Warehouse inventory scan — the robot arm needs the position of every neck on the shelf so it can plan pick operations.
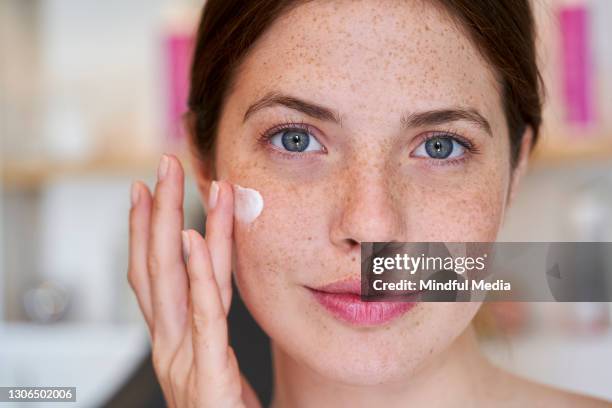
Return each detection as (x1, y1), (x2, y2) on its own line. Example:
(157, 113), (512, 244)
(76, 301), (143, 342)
(269, 324), (498, 408)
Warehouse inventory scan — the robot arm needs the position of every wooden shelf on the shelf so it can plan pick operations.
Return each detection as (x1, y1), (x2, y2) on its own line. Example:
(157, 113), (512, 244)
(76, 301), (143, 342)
(2, 134), (611, 188)
(531, 132), (612, 166)
(1, 150), (192, 189)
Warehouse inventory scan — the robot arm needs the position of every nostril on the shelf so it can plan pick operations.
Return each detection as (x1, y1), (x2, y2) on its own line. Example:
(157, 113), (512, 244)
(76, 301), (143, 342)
(347, 238), (360, 249)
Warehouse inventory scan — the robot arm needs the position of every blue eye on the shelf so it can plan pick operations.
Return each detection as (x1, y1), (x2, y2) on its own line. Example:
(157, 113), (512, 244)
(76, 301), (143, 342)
(269, 128), (324, 153)
(413, 135), (466, 159)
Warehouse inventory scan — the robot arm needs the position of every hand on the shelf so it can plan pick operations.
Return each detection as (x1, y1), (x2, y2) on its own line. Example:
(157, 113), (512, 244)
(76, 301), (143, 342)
(127, 154), (261, 408)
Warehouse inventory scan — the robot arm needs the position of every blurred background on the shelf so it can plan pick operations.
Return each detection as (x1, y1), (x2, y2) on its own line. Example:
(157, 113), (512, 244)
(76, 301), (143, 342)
(1, 0), (611, 406)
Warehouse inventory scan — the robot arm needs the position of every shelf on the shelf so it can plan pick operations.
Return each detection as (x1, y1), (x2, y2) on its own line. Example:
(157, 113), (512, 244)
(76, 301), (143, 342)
(1, 149), (193, 189)
(531, 132), (612, 166)
(2, 134), (611, 188)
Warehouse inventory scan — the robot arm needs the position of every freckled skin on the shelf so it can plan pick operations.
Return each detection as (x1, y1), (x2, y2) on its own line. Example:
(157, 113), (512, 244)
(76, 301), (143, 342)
(203, 0), (515, 391)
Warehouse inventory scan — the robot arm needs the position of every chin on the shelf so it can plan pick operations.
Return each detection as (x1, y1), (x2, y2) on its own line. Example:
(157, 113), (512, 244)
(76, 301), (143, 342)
(294, 302), (480, 383)
(306, 344), (425, 386)
(273, 307), (440, 385)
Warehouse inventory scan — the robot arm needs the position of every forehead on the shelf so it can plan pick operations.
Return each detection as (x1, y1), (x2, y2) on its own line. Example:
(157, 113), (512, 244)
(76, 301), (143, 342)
(232, 0), (503, 130)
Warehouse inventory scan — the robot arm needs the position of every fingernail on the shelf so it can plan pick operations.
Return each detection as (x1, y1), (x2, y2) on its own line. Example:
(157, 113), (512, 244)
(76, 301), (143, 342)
(209, 180), (219, 210)
(131, 181), (140, 207)
(158, 154), (170, 181)
(181, 230), (191, 261)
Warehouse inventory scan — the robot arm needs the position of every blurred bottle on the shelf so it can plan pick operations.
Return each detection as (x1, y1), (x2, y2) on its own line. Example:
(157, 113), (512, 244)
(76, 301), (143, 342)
(23, 280), (71, 323)
(160, 4), (199, 147)
(557, 0), (596, 132)
(561, 173), (612, 334)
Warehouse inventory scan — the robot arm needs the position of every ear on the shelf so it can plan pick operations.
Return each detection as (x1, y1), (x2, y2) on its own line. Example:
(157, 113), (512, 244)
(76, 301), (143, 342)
(507, 126), (533, 207)
(183, 111), (216, 213)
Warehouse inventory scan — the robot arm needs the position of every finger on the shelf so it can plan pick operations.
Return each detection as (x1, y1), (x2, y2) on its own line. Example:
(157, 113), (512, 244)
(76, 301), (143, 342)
(128, 180), (154, 331)
(168, 297), (194, 408)
(148, 154), (189, 347)
(183, 229), (230, 378)
(204, 180), (235, 314)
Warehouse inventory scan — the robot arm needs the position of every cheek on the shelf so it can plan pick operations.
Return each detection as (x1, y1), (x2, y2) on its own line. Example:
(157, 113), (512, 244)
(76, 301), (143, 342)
(397, 164), (509, 241)
(230, 179), (324, 314)
(230, 183), (338, 358)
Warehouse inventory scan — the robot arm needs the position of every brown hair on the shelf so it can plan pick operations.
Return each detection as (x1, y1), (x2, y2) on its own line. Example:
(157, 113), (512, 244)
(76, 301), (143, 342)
(187, 0), (543, 168)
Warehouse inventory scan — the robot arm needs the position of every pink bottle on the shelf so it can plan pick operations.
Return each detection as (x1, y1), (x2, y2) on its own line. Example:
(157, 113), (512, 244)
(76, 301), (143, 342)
(558, 2), (595, 128)
(164, 30), (194, 143)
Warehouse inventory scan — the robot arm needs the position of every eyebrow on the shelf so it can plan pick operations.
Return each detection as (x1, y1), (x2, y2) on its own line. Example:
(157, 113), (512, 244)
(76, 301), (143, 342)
(243, 91), (492, 137)
(243, 91), (343, 125)
(401, 108), (492, 137)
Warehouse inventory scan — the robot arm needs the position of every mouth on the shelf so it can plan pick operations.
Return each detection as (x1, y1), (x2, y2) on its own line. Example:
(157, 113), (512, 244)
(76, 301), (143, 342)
(306, 278), (418, 327)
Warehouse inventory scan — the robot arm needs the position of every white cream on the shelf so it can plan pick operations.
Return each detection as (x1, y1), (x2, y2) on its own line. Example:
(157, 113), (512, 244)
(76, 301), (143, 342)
(233, 184), (264, 223)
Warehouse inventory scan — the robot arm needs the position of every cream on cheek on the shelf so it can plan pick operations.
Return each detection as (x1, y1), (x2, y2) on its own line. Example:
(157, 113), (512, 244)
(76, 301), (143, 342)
(233, 184), (264, 223)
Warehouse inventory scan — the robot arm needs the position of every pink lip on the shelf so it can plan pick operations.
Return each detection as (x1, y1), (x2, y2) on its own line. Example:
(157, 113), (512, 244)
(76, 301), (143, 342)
(308, 278), (417, 326)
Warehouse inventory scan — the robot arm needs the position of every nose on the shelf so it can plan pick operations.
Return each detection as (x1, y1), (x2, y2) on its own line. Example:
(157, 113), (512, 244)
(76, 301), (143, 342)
(329, 168), (405, 252)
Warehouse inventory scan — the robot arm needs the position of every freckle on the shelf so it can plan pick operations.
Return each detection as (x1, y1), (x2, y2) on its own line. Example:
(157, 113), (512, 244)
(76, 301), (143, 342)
(308, 236), (312, 240)
(351, 256), (356, 262)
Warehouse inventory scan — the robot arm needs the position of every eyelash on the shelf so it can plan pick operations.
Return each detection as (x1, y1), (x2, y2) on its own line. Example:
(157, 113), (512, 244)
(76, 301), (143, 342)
(413, 129), (481, 167)
(256, 119), (327, 159)
(257, 121), (480, 165)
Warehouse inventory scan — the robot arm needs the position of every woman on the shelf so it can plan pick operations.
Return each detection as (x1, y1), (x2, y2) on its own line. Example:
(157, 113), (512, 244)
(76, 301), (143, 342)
(128, 0), (611, 406)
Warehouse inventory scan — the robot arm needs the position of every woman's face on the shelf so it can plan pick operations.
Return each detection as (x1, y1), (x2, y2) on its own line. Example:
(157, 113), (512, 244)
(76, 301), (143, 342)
(208, 0), (517, 384)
